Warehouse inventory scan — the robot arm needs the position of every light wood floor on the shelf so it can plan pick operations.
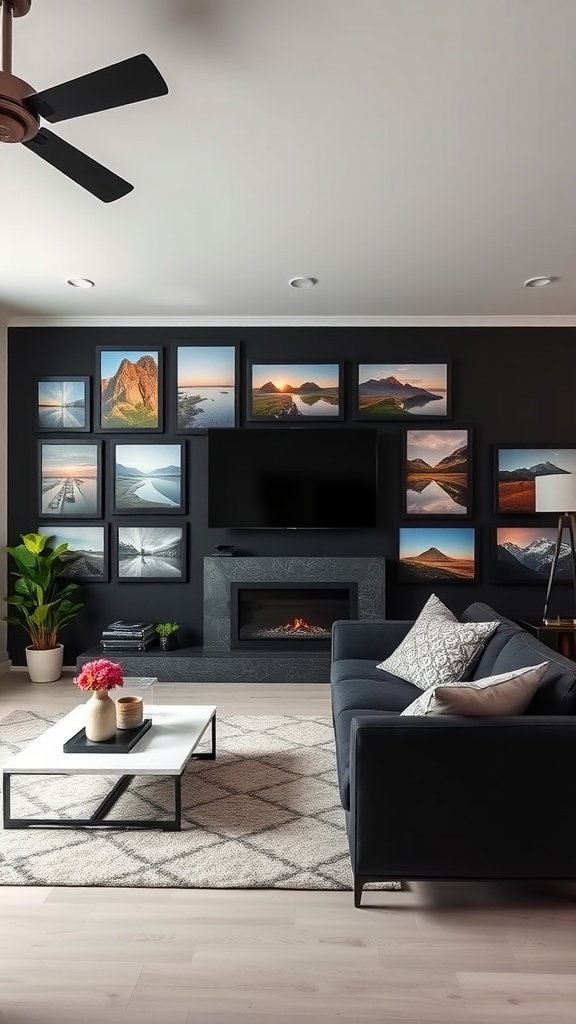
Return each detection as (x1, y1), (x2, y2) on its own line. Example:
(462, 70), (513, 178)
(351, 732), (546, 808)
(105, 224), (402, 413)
(1, 670), (576, 1023)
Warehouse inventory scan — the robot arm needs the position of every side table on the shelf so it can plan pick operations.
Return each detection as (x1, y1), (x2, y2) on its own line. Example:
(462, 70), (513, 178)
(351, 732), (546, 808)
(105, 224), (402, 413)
(519, 620), (576, 659)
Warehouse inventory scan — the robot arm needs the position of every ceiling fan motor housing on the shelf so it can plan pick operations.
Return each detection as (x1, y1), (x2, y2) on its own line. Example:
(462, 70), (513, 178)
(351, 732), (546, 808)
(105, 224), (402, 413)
(0, 70), (38, 142)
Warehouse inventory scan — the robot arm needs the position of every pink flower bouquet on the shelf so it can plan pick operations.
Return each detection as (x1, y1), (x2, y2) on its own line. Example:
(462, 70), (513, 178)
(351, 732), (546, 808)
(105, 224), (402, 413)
(73, 659), (124, 692)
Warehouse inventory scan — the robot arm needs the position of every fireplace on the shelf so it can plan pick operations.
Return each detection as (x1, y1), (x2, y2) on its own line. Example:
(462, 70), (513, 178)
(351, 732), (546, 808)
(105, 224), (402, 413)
(230, 583), (358, 651)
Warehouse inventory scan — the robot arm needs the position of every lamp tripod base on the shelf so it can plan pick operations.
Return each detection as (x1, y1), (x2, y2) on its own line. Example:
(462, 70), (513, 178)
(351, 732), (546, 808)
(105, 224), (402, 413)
(542, 513), (576, 625)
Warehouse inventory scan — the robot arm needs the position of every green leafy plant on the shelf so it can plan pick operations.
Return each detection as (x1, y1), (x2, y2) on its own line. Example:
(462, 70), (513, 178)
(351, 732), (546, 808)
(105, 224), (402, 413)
(4, 533), (83, 650)
(155, 621), (180, 638)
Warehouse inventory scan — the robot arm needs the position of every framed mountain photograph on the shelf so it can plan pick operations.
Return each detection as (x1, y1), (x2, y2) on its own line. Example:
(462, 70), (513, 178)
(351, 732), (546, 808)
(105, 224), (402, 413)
(95, 346), (163, 431)
(38, 441), (102, 518)
(494, 526), (572, 585)
(37, 376), (90, 432)
(247, 362), (343, 421)
(398, 527), (477, 583)
(111, 442), (185, 513)
(115, 524), (186, 582)
(495, 447), (576, 513)
(37, 525), (108, 581)
(175, 344), (238, 431)
(404, 428), (470, 516)
(355, 363), (450, 420)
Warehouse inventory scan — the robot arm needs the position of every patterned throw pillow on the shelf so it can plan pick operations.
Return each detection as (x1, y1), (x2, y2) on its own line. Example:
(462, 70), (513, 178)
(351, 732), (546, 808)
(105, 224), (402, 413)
(400, 662), (549, 716)
(377, 605), (499, 690)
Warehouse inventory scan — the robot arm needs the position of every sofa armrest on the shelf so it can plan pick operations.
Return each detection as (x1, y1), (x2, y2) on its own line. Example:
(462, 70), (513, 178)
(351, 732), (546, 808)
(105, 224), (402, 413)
(331, 619), (414, 664)
(349, 715), (576, 880)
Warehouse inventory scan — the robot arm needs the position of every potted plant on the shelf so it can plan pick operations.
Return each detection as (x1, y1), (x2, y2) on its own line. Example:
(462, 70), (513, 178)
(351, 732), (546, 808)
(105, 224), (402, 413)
(155, 621), (179, 651)
(4, 532), (84, 682)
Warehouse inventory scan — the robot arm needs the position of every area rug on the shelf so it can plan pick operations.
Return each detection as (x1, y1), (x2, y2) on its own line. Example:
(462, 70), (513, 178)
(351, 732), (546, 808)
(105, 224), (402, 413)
(0, 710), (399, 891)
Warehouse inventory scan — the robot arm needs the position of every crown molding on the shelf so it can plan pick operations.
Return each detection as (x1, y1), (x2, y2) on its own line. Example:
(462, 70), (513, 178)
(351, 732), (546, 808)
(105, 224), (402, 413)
(7, 313), (576, 328)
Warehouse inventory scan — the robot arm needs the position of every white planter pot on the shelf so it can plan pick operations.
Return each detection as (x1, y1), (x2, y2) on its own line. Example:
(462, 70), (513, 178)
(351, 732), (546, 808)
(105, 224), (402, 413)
(25, 644), (64, 683)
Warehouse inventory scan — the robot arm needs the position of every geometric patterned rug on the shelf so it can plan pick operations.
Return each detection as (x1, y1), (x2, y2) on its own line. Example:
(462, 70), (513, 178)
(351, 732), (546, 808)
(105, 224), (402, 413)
(0, 710), (399, 891)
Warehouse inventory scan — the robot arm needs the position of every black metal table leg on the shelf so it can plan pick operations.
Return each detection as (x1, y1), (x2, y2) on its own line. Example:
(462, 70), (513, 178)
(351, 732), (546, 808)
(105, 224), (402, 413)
(90, 774), (133, 822)
(192, 713), (217, 760)
(2, 773), (11, 829)
(174, 774), (182, 830)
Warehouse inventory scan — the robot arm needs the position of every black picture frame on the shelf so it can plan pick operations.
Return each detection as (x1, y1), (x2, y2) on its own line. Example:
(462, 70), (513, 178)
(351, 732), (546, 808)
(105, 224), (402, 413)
(246, 361), (344, 422)
(494, 445), (576, 515)
(111, 441), (186, 515)
(38, 440), (103, 519)
(172, 342), (240, 433)
(114, 523), (187, 582)
(37, 376), (91, 432)
(397, 526), (478, 583)
(95, 346), (163, 432)
(492, 525), (571, 586)
(37, 524), (109, 582)
(403, 427), (471, 517)
(353, 361), (451, 421)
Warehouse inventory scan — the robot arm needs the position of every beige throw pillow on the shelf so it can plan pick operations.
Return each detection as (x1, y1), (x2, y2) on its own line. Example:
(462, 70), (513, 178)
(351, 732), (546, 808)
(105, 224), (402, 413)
(400, 662), (549, 717)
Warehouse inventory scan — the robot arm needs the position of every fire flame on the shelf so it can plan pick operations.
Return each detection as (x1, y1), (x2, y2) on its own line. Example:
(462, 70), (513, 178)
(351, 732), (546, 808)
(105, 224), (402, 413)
(285, 618), (309, 630)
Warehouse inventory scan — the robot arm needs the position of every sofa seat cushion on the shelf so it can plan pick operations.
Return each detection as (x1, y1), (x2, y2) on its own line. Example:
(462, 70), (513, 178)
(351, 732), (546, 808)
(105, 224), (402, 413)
(491, 633), (576, 714)
(331, 670), (422, 717)
(334, 708), (396, 810)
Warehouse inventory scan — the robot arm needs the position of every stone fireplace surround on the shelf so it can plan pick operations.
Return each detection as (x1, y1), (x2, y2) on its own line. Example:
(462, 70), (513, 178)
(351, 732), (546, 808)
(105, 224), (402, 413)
(77, 556), (386, 683)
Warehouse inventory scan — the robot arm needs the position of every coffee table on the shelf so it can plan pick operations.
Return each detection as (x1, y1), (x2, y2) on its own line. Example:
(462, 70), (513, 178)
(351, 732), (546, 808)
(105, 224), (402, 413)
(2, 704), (216, 832)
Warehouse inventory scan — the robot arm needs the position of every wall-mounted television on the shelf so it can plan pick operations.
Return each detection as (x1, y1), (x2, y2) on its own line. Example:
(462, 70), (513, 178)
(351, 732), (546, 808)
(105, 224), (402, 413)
(208, 428), (378, 529)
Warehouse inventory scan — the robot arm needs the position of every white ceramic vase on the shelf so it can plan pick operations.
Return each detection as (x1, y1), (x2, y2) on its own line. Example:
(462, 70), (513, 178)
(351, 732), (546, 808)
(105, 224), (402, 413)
(25, 643), (64, 683)
(85, 690), (117, 742)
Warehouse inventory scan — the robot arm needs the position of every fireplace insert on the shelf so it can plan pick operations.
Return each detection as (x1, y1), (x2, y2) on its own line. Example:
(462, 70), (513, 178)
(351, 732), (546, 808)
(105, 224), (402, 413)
(230, 583), (358, 651)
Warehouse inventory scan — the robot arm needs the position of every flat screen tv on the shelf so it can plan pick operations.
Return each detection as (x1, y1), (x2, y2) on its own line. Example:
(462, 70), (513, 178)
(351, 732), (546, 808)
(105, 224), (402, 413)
(208, 428), (378, 529)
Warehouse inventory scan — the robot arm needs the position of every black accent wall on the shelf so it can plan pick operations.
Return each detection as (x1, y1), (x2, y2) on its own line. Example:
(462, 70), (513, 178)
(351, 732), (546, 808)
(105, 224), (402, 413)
(7, 326), (574, 664)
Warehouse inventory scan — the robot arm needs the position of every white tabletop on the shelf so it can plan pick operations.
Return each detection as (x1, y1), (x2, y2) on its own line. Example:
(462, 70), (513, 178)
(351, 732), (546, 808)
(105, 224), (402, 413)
(2, 705), (217, 777)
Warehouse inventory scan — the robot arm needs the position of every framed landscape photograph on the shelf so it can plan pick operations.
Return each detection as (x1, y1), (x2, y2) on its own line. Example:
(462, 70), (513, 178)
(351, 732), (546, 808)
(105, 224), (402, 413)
(115, 525), (186, 582)
(247, 362), (343, 421)
(398, 527), (477, 583)
(404, 428), (470, 516)
(112, 442), (185, 513)
(175, 344), (238, 431)
(355, 363), (450, 419)
(38, 441), (102, 518)
(37, 376), (90, 432)
(495, 447), (576, 514)
(38, 525), (108, 581)
(95, 346), (163, 431)
(494, 526), (572, 585)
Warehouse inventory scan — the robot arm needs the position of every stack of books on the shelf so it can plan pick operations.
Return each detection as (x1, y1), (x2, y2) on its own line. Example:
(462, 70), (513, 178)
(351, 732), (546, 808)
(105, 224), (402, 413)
(100, 621), (156, 652)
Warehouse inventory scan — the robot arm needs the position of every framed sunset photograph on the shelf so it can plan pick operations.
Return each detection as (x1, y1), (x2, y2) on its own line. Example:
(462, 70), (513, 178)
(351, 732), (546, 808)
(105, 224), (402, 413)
(247, 362), (343, 421)
(37, 376), (90, 432)
(95, 346), (163, 431)
(175, 344), (238, 431)
(398, 527), (477, 583)
(404, 428), (470, 516)
(494, 526), (573, 585)
(38, 441), (102, 518)
(112, 442), (185, 513)
(355, 363), (450, 419)
(115, 524), (186, 582)
(38, 525), (108, 581)
(495, 447), (576, 514)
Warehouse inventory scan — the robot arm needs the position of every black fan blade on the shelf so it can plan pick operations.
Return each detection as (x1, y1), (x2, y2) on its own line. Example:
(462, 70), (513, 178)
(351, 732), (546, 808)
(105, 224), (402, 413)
(24, 54), (168, 124)
(23, 129), (133, 203)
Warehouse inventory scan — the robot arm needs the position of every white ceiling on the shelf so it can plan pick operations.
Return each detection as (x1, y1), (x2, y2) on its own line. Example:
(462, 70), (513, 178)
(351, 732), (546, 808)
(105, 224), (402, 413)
(1, 0), (576, 319)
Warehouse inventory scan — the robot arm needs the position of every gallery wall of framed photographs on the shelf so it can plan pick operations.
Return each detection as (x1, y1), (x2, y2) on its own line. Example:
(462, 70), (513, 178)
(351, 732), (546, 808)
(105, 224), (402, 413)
(7, 326), (574, 662)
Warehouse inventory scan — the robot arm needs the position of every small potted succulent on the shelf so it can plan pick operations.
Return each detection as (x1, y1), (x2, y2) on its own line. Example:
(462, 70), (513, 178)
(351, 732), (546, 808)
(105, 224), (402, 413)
(155, 621), (180, 652)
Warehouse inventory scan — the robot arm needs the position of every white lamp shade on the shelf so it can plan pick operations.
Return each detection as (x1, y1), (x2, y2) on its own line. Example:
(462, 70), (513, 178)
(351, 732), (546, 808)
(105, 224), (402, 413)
(535, 473), (576, 512)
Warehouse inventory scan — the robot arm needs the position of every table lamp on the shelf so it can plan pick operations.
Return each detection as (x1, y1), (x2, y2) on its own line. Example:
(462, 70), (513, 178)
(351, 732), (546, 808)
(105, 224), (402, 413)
(535, 474), (576, 624)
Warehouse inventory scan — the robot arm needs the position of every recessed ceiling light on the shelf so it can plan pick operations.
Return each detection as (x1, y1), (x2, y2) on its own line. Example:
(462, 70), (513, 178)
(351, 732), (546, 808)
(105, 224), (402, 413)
(66, 277), (95, 289)
(523, 276), (557, 288)
(289, 277), (317, 289)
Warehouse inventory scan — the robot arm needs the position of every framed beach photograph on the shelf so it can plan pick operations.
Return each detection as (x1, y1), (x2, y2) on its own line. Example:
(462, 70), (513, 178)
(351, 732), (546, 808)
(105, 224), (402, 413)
(495, 447), (576, 514)
(175, 344), (238, 431)
(247, 362), (343, 421)
(38, 441), (102, 518)
(95, 346), (163, 431)
(37, 525), (108, 581)
(37, 376), (90, 432)
(115, 524), (186, 582)
(355, 363), (450, 419)
(494, 526), (572, 585)
(398, 527), (477, 583)
(404, 428), (470, 516)
(111, 442), (185, 513)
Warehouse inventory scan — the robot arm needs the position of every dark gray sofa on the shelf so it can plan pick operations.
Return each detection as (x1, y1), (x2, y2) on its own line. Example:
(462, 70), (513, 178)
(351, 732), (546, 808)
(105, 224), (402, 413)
(331, 602), (576, 906)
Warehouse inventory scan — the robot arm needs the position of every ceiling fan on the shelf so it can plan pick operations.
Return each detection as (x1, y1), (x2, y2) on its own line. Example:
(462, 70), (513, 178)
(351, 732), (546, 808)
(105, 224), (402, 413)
(0, 0), (168, 201)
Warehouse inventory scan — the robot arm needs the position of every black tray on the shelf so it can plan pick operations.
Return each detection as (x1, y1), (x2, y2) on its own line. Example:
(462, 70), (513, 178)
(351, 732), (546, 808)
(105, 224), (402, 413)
(63, 718), (152, 754)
